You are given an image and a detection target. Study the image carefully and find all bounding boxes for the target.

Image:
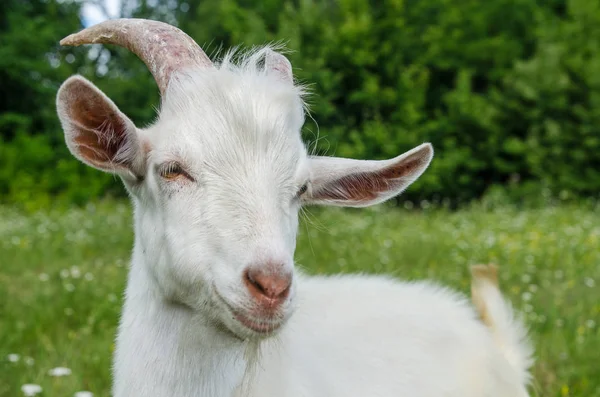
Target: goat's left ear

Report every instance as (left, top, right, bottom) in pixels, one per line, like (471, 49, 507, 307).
(56, 75, 146, 181)
(304, 143, 433, 207)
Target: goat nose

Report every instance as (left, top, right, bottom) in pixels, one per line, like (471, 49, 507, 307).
(244, 267, 292, 302)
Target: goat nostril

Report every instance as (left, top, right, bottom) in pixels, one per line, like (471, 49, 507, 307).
(245, 269, 266, 295)
(244, 267, 292, 301)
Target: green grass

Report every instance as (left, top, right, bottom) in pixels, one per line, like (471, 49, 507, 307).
(1, 201, 599, 397)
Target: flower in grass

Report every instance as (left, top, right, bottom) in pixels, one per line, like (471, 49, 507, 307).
(74, 391, 94, 397)
(586, 319, 596, 329)
(48, 366, 72, 376)
(70, 266, 81, 278)
(7, 353, 20, 362)
(584, 277, 595, 288)
(24, 357, 34, 366)
(21, 384, 42, 396)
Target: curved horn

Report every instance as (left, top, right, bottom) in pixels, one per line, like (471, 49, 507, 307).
(60, 18, 212, 96)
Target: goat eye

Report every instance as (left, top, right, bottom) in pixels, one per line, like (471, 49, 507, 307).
(296, 183, 308, 197)
(159, 163, 187, 180)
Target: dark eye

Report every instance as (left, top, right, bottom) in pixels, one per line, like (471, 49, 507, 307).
(297, 183, 308, 197)
(159, 162, 191, 181)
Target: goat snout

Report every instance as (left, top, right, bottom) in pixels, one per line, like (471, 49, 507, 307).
(244, 266, 292, 307)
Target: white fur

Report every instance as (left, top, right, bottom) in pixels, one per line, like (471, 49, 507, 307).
(56, 45, 533, 397)
(245, 275, 532, 397)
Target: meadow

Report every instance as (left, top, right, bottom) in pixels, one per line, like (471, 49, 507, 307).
(1, 200, 599, 397)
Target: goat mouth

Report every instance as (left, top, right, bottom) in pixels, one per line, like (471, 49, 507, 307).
(231, 310, 283, 334)
(213, 286, 284, 336)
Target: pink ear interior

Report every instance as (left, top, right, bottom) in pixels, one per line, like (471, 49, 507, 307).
(69, 84, 129, 167)
(312, 156, 427, 203)
(306, 144, 433, 207)
(58, 76, 141, 174)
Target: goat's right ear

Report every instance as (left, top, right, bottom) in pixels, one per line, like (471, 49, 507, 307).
(304, 143, 433, 208)
(56, 75, 145, 180)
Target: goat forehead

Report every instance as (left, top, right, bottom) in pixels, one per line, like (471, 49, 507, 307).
(150, 68, 307, 174)
(165, 67, 304, 130)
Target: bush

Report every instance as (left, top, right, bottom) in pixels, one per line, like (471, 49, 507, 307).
(179, 0, 600, 204)
(1, 0, 599, 208)
(0, 122, 120, 211)
(497, 0, 600, 199)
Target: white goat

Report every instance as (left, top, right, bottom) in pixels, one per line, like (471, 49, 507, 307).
(56, 19, 533, 397)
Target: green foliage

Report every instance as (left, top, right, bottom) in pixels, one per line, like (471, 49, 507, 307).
(176, 0, 600, 204)
(0, 129, 119, 211)
(1, 0, 599, 208)
(0, 0, 85, 133)
(0, 0, 142, 209)
(498, 0, 600, 198)
(1, 203, 599, 396)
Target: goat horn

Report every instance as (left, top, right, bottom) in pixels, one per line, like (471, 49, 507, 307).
(60, 18, 213, 96)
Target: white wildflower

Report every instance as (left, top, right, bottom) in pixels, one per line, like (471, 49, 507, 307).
(74, 392, 94, 397)
(7, 354, 20, 362)
(584, 277, 595, 288)
(48, 367, 72, 376)
(586, 319, 596, 329)
(70, 266, 81, 278)
(21, 384, 42, 396)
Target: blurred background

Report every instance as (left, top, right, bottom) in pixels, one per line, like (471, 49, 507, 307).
(2, 0, 600, 208)
(1, 0, 599, 396)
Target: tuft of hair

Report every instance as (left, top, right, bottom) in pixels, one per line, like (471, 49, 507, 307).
(162, 43, 311, 139)
(217, 44, 310, 100)
(470, 264, 534, 386)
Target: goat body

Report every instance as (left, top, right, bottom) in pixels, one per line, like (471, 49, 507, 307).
(115, 257, 532, 397)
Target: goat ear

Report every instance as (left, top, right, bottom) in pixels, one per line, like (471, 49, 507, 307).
(304, 143, 433, 207)
(265, 49, 293, 83)
(56, 75, 145, 180)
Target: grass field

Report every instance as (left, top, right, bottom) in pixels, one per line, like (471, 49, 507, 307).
(1, 201, 599, 397)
